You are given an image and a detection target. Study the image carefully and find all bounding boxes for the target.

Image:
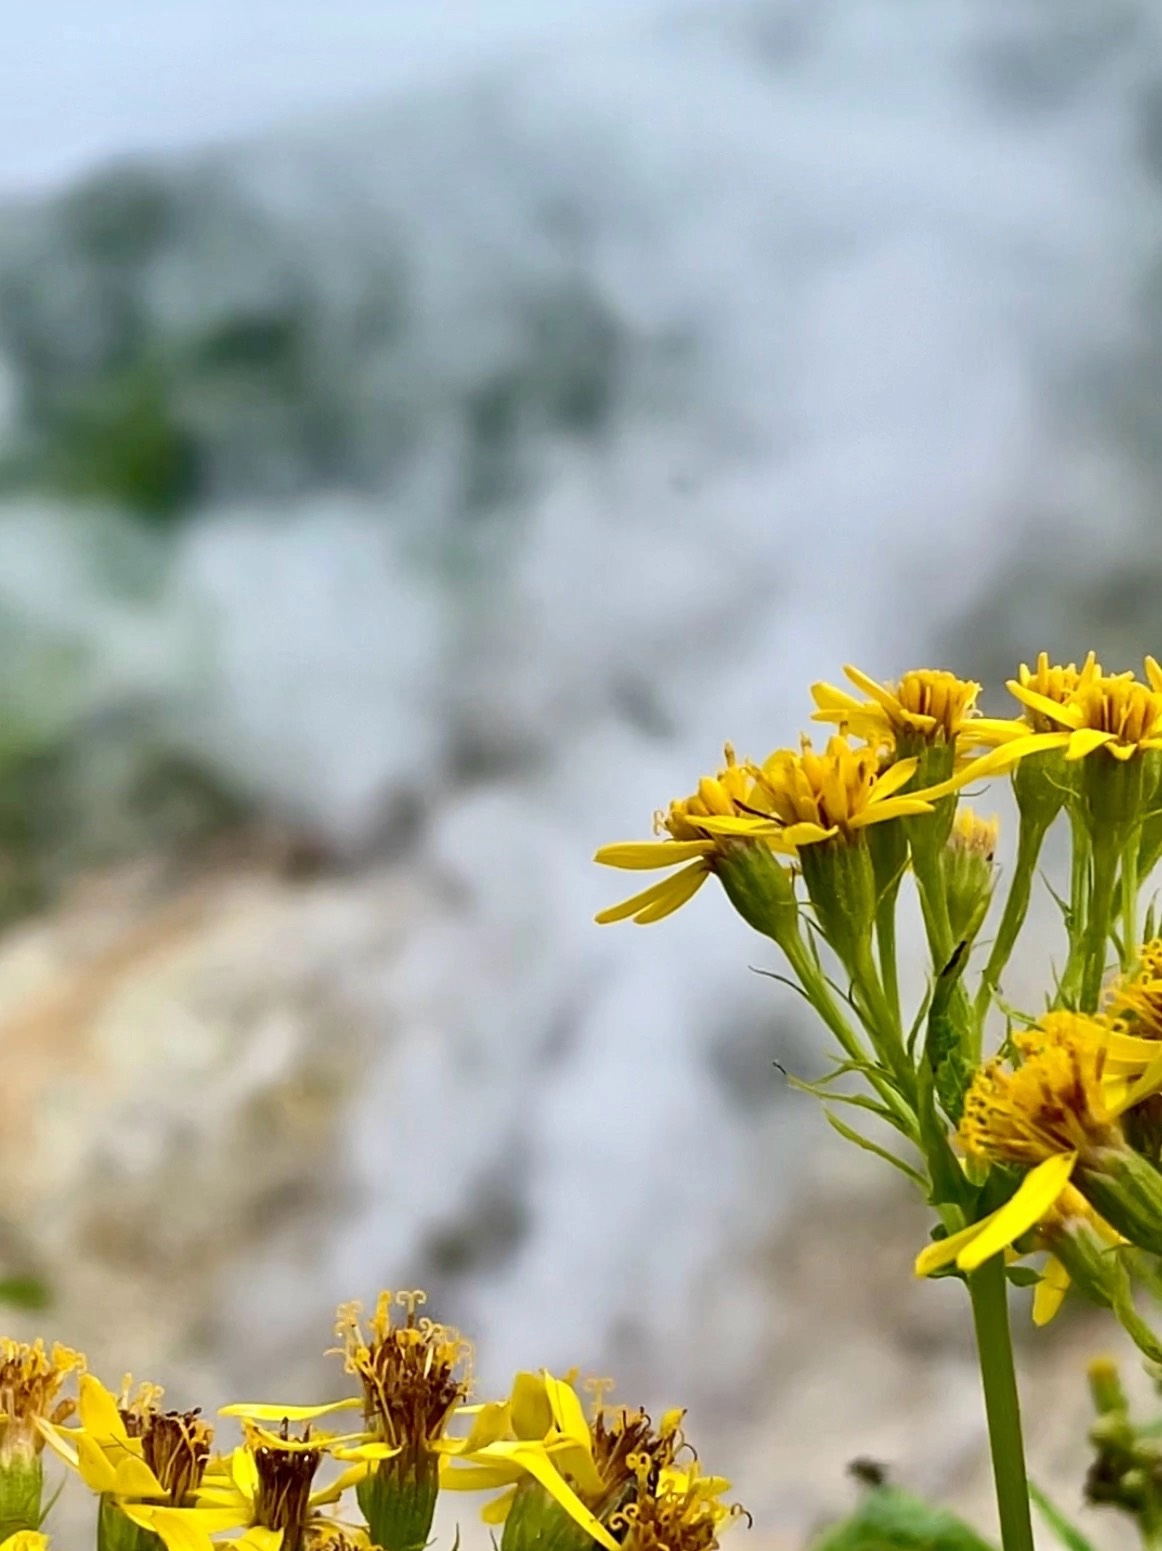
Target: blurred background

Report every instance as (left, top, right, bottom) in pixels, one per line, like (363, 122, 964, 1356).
(4, 1, 1162, 1546)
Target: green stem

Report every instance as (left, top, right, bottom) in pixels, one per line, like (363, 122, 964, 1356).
(850, 938, 915, 1103)
(967, 1257, 1035, 1551)
(1058, 811, 1092, 1006)
(1123, 835, 1141, 972)
(975, 813, 1050, 1026)
(876, 886, 902, 1034)
(1070, 808, 1090, 940)
(782, 933, 917, 1138)
(1081, 838, 1120, 1011)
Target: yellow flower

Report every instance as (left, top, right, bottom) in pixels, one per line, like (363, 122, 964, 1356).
(810, 665, 1034, 757)
(189, 1421, 350, 1551)
(610, 1461, 742, 1551)
(44, 1373, 214, 1504)
(914, 1015, 1159, 1278)
(1010, 652, 1101, 733)
(811, 666, 985, 746)
(228, 1292, 469, 1551)
(0, 1340, 83, 1539)
(916, 1180, 1118, 1324)
(0, 1341, 82, 1465)
(688, 736, 932, 846)
(1105, 940, 1162, 1047)
(327, 1291, 470, 1457)
(1006, 662, 1162, 763)
(440, 1371, 620, 1550)
(0, 1536, 49, 1551)
(444, 1372, 734, 1551)
(593, 745, 807, 926)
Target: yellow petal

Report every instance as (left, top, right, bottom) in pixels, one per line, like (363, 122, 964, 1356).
(1032, 1257, 1071, 1326)
(958, 1153, 1078, 1272)
(492, 1444, 618, 1551)
(233, 1533, 285, 1551)
(593, 841, 713, 870)
(121, 1505, 242, 1551)
(542, 1373, 591, 1452)
(1110, 1049, 1162, 1115)
(849, 797, 932, 828)
(439, 1401, 513, 1456)
(962, 715, 1039, 744)
(330, 1441, 399, 1462)
(1066, 728, 1116, 760)
(866, 757, 919, 801)
(481, 1485, 519, 1525)
(508, 1373, 553, 1440)
(0, 1536, 50, 1551)
(108, 1453, 167, 1500)
(36, 1420, 80, 1470)
(777, 821, 837, 845)
(219, 1400, 360, 1422)
(322, 1462, 372, 1498)
(1095, 1029, 1162, 1065)
(914, 1211, 1001, 1278)
(230, 1446, 260, 1501)
(1006, 682, 1080, 729)
(594, 864, 707, 926)
(679, 814, 777, 836)
(810, 682, 865, 716)
(79, 1375, 132, 1445)
(842, 665, 905, 715)
(74, 1434, 120, 1495)
(441, 1462, 526, 1493)
(632, 864, 711, 925)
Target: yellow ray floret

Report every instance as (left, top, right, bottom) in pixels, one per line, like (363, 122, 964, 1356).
(593, 745, 810, 926)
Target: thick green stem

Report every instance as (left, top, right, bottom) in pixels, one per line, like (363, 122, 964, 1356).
(968, 1257, 1035, 1551)
(975, 814, 1050, 1026)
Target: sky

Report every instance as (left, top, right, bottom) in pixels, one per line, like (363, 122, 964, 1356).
(4, 0, 678, 192)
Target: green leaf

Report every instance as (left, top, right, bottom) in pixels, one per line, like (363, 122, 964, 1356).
(916, 1059, 974, 1211)
(0, 1275, 50, 1310)
(926, 942, 974, 1125)
(809, 1487, 996, 1551)
(1004, 1266, 1042, 1289)
(1028, 1483, 1097, 1551)
(823, 1111, 928, 1190)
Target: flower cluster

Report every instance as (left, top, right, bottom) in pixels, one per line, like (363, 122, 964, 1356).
(0, 1301, 740, 1551)
(595, 658, 1162, 1363)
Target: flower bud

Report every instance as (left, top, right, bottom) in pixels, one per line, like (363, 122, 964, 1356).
(1088, 1358, 1128, 1419)
(716, 845, 799, 949)
(943, 809, 998, 947)
(1077, 1145, 1162, 1257)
